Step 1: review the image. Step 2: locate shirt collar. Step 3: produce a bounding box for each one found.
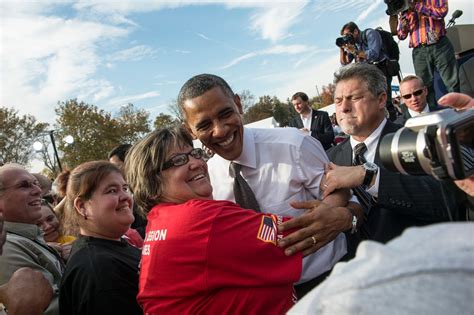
[300,108,313,119]
[4,221,43,240]
[234,126,257,169]
[408,104,430,118]
[350,118,387,154]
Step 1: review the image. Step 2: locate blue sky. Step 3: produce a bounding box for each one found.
[1,0,472,124]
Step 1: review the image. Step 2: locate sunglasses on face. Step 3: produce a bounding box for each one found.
[162,148,209,171]
[402,89,424,100]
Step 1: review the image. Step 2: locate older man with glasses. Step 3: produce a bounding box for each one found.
[0,164,64,315]
[395,75,438,125]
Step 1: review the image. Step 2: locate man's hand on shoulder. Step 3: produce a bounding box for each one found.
[277,200,353,257]
[322,162,365,198]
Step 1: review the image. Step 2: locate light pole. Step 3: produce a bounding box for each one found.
[33,130,74,173]
[49,130,62,172]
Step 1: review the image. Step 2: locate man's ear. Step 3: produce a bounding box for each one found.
[378,92,388,110]
[234,94,244,115]
[182,122,197,140]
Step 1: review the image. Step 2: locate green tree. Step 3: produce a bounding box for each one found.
[154,113,180,129]
[0,107,48,166]
[54,99,151,171]
[115,103,151,144]
[310,95,322,109]
[274,99,297,127]
[243,95,274,124]
[238,90,255,113]
[167,98,183,122]
[243,95,296,126]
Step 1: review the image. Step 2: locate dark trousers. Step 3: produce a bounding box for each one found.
[375,62,398,121]
[413,36,459,110]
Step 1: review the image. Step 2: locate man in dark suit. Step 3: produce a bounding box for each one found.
[395,75,437,125]
[289,92,334,150]
[323,63,457,256]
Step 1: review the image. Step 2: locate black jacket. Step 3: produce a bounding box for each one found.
[288,110,334,150]
[327,121,458,255]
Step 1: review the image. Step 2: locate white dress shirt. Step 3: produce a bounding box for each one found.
[300,109,313,131]
[207,127,347,283]
[349,118,387,198]
[407,103,430,118]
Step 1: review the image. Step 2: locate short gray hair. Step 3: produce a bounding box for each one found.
[333,63,387,97]
[177,74,234,119]
[0,163,25,195]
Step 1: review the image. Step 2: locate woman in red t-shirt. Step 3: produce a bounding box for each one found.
[126,127,302,315]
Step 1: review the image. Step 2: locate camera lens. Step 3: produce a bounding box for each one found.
[379,127,433,176]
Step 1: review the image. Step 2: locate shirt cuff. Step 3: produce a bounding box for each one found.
[366,166,380,198]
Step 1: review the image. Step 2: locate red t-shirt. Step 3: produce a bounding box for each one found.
[138,199,302,315]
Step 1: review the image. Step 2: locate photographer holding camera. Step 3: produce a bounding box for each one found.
[397,0,459,110]
[338,22,398,121]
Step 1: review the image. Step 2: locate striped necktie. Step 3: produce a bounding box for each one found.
[352,143,372,213]
[229,162,261,212]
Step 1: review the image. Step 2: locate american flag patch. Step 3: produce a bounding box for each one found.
[257,215,277,244]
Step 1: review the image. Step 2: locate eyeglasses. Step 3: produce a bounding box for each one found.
[162,148,209,171]
[402,89,424,100]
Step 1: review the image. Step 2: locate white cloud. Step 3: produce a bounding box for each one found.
[260,54,342,100]
[77,79,116,102]
[106,91,160,108]
[249,1,308,42]
[175,49,190,54]
[108,45,157,62]
[73,1,310,42]
[357,0,383,23]
[221,44,311,69]
[310,0,373,19]
[293,48,335,68]
[196,32,212,41]
[0,11,129,123]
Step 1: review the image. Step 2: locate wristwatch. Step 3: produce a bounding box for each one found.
[362,162,378,188]
[347,208,358,234]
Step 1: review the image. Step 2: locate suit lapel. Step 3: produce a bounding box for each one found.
[310,110,318,131]
[295,116,304,129]
[332,138,352,166]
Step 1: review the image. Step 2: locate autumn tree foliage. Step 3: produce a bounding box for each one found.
[154,113,180,129]
[54,99,150,170]
[320,83,336,106]
[0,107,48,166]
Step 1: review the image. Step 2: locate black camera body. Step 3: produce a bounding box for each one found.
[385,0,411,15]
[380,108,474,180]
[335,34,355,48]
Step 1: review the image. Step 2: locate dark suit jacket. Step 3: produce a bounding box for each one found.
[394,103,437,125]
[288,110,334,150]
[327,121,456,255]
